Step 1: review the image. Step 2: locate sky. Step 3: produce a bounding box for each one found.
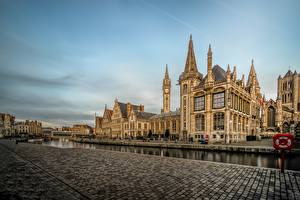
[0,0,299,127]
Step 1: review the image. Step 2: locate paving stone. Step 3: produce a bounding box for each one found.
[0,140,299,199]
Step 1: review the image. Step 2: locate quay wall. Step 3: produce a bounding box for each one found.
[71,138,300,154]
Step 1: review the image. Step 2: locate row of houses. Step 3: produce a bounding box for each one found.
[0,113,42,137]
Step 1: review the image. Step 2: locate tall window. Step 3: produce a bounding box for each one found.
[213,112,224,130]
[267,106,276,127]
[194,96,205,111]
[195,114,205,131]
[213,92,225,109]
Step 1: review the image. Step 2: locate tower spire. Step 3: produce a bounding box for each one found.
[206,44,214,83]
[163,64,171,113]
[184,35,198,73]
[165,64,169,79]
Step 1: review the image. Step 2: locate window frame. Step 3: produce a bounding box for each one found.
[213,92,225,109]
[194,96,205,111]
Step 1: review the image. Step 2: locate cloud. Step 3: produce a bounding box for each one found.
[0,70,76,88]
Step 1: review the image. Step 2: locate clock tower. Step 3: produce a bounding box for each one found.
[163,64,171,113]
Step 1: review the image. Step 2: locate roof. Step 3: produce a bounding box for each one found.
[212,65,226,82]
[284,70,293,78]
[134,111,156,120]
[118,102,140,118]
[150,110,180,119]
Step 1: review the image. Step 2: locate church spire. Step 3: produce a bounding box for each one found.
[184,34,198,73]
[247,59,259,87]
[164,64,169,79]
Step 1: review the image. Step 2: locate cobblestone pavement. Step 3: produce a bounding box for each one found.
[0,140,300,200]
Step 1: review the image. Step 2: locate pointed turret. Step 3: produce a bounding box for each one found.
[241,74,245,87]
[226,64,231,82]
[232,66,237,82]
[294,70,298,76]
[184,34,198,73]
[206,44,214,83]
[164,64,169,79]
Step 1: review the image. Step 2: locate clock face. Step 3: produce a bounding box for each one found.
[165,88,169,93]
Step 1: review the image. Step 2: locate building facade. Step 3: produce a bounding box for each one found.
[179,36,262,143]
[0,113,15,137]
[14,120,42,136]
[126,110,156,138]
[71,124,93,136]
[95,100,155,139]
[262,70,300,136]
[95,115,103,135]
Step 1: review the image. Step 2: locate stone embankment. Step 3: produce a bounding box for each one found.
[72,138,300,154]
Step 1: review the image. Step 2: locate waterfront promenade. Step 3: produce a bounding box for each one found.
[0,140,300,200]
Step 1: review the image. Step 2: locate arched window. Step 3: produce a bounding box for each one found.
[267,106,276,127]
[195,114,205,131]
[213,112,224,130]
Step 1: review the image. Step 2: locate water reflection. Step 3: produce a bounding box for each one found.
[42,137,300,171]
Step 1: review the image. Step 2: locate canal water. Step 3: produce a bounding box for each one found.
[42,137,300,171]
